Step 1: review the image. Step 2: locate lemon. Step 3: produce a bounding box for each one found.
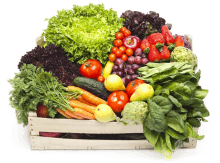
[95,104,116,123]
[130,83,154,101]
[104,74,125,92]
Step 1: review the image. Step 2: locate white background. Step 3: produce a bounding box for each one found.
[1,0,220,162]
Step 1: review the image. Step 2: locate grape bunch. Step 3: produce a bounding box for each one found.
[111,48,148,86]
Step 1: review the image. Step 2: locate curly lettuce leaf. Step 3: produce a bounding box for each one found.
[42,3,124,65]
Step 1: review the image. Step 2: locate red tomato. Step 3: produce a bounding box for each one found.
[126,48,133,56]
[115,32,125,40]
[121,54,128,62]
[111,47,118,54]
[123,30,131,37]
[113,39,123,47]
[107,91,129,113]
[120,27,127,33]
[115,50,123,58]
[109,53,116,62]
[126,79,145,97]
[80,59,102,79]
[119,46,126,54]
[97,75,105,82]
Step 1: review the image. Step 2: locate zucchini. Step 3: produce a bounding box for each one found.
[74,77,111,100]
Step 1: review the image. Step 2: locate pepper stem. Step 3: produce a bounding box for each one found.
[167,44,176,51]
[144,47,150,54]
[156,43,164,52]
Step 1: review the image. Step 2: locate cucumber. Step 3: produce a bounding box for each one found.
[74,77,111,100]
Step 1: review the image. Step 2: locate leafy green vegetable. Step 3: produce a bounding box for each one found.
[144,98,168,132]
[8,64,81,126]
[42,3,124,65]
[141,62,209,159]
[166,110,185,133]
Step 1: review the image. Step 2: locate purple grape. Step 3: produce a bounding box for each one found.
[116,71,124,77]
[132,64,140,71]
[141,53,147,58]
[115,58,124,66]
[135,56,142,64]
[126,64,132,70]
[124,68,128,73]
[125,75,132,83]
[122,77,126,86]
[128,56,135,64]
[118,64,124,71]
[128,69,135,75]
[112,71,117,75]
[131,74,139,80]
[135,48,142,56]
[113,65,118,71]
[141,58,149,65]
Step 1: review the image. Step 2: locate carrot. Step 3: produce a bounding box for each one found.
[69,99,95,114]
[65,109,85,120]
[71,108,96,120]
[56,108,73,119]
[68,86,107,105]
[76,95,97,107]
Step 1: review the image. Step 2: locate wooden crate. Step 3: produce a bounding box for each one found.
[28,111,198,150]
[30,35,196,150]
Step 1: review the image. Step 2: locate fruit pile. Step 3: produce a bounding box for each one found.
[107,27,149,86]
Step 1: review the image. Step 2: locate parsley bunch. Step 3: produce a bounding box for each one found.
[8,64,81,126]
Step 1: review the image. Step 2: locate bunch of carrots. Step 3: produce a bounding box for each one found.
[56,86,107,120]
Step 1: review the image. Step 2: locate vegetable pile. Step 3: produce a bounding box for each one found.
[8,3,209,160]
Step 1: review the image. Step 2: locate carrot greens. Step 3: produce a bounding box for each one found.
[8,64,81,126]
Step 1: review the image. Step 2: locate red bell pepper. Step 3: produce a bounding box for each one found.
[147,33,165,52]
[161,25,175,45]
[140,38,151,54]
[148,45,161,62]
[174,35,184,47]
[160,45,170,60]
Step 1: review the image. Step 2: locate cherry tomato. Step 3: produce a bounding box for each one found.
[126,79,145,97]
[115,50,123,58]
[113,39,123,47]
[124,30,131,37]
[115,32,125,40]
[80,59,102,79]
[126,48,133,56]
[109,53,116,62]
[121,54,128,62]
[97,75,105,82]
[119,46,126,54]
[111,47,118,54]
[120,27,127,33]
[107,91,129,113]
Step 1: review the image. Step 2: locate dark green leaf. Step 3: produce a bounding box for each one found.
[166,127,187,140]
[166,110,185,133]
[143,124,160,146]
[187,117,201,127]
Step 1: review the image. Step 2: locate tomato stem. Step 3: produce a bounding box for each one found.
[85,62,91,68]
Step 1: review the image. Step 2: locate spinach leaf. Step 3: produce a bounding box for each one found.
[193,87,208,99]
[168,95,182,108]
[143,124,160,146]
[166,127,187,140]
[187,117,201,127]
[145,98,168,132]
[166,110,185,133]
[152,96,173,114]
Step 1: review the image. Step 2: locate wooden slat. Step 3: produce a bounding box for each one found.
[30,136,153,150]
[28,117,143,134]
[30,136,197,150]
